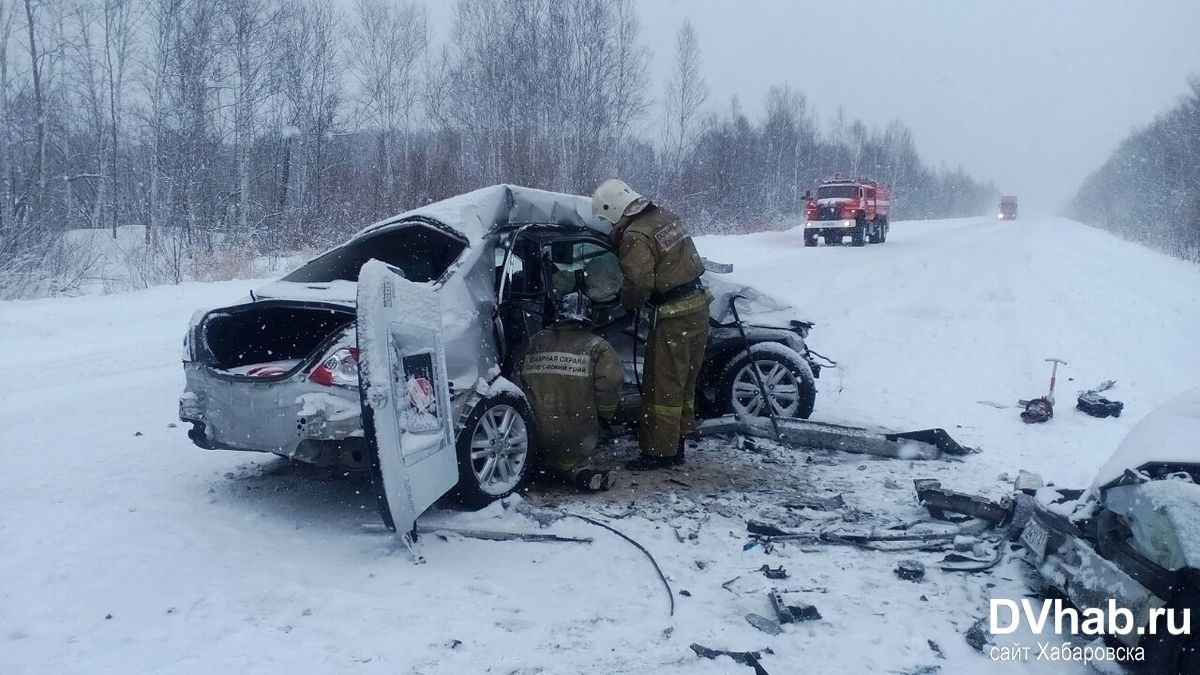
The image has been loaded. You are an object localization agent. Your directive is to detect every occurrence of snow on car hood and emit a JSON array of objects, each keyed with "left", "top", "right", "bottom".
[
  {"left": 1091, "top": 386, "right": 1200, "bottom": 490},
  {"left": 705, "top": 273, "right": 802, "bottom": 328}
]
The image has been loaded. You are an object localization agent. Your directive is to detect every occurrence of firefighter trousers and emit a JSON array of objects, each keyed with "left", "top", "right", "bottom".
[{"left": 640, "top": 293, "right": 710, "bottom": 458}]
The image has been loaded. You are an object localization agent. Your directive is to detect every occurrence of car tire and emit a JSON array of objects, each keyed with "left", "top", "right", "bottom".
[
  {"left": 804, "top": 234, "right": 817, "bottom": 247},
  {"left": 450, "top": 391, "right": 536, "bottom": 509},
  {"left": 719, "top": 344, "right": 816, "bottom": 420}
]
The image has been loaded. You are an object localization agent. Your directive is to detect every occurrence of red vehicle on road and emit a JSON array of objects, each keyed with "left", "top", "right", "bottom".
[
  {"left": 998, "top": 195, "right": 1018, "bottom": 220},
  {"left": 803, "top": 175, "right": 891, "bottom": 247}
]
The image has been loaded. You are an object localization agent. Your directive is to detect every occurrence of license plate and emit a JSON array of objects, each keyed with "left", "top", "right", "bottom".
[{"left": 1022, "top": 519, "right": 1049, "bottom": 561}]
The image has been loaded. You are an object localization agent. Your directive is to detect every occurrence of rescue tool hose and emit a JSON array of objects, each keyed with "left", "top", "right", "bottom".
[{"left": 565, "top": 513, "right": 674, "bottom": 618}]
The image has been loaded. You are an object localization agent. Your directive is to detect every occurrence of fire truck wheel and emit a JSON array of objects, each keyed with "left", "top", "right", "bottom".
[
  {"left": 804, "top": 233, "right": 817, "bottom": 247},
  {"left": 851, "top": 222, "right": 866, "bottom": 246}
]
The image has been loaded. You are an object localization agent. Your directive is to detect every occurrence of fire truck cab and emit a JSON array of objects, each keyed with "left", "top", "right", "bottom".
[{"left": 803, "top": 175, "right": 891, "bottom": 247}]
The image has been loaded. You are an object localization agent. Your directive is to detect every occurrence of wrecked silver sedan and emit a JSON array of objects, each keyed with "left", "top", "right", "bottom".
[
  {"left": 180, "top": 185, "right": 823, "bottom": 521},
  {"left": 1020, "top": 387, "right": 1200, "bottom": 673}
]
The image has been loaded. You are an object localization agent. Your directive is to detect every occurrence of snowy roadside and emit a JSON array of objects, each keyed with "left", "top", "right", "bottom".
[{"left": 2, "top": 216, "right": 1198, "bottom": 674}]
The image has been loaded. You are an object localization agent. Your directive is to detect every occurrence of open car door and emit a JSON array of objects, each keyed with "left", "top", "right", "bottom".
[{"left": 357, "top": 259, "right": 458, "bottom": 546}]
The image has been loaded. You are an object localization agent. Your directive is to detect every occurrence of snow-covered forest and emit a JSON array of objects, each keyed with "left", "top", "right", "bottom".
[
  {"left": 0, "top": 0, "right": 996, "bottom": 298},
  {"left": 1070, "top": 77, "right": 1200, "bottom": 262}
]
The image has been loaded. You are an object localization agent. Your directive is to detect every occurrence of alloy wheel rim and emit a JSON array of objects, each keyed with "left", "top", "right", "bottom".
[
  {"left": 469, "top": 405, "right": 529, "bottom": 495},
  {"left": 732, "top": 360, "right": 800, "bottom": 417}
]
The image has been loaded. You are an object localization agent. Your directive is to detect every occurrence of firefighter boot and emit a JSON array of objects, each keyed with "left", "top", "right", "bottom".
[
  {"left": 625, "top": 454, "right": 676, "bottom": 471},
  {"left": 575, "top": 468, "right": 612, "bottom": 492},
  {"left": 672, "top": 438, "right": 686, "bottom": 466}
]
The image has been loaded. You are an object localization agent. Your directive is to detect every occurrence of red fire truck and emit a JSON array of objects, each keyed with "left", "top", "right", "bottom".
[{"left": 803, "top": 174, "right": 891, "bottom": 247}]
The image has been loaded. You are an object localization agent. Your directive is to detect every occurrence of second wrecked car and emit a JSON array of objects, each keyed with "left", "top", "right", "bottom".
[{"left": 1020, "top": 387, "right": 1200, "bottom": 673}]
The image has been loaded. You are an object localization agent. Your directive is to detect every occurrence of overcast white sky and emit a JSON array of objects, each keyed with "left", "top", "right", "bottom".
[{"left": 429, "top": 0, "right": 1200, "bottom": 215}]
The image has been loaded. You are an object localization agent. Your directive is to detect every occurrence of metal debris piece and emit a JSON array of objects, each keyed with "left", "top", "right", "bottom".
[
  {"left": 747, "top": 520, "right": 793, "bottom": 537},
  {"left": 783, "top": 493, "right": 845, "bottom": 511},
  {"left": 938, "top": 548, "right": 1003, "bottom": 573},
  {"left": 758, "top": 564, "right": 789, "bottom": 580},
  {"left": 913, "top": 479, "right": 1012, "bottom": 524},
  {"left": 895, "top": 559, "right": 926, "bottom": 582},
  {"left": 416, "top": 526, "right": 592, "bottom": 544},
  {"left": 745, "top": 613, "right": 783, "bottom": 635},
  {"left": 768, "top": 589, "right": 822, "bottom": 623},
  {"left": 699, "top": 415, "right": 974, "bottom": 460},
  {"left": 746, "top": 520, "right": 817, "bottom": 544},
  {"left": 690, "top": 643, "right": 771, "bottom": 675}
]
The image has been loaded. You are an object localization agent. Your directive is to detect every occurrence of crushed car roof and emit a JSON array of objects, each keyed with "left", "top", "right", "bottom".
[
  {"left": 1091, "top": 386, "right": 1200, "bottom": 490},
  {"left": 356, "top": 184, "right": 612, "bottom": 243}
]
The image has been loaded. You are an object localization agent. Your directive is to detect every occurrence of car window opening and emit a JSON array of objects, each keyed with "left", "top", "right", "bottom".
[{"left": 284, "top": 224, "right": 466, "bottom": 283}]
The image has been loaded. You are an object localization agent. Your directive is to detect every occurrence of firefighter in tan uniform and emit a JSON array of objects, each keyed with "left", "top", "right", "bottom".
[
  {"left": 591, "top": 179, "right": 710, "bottom": 471},
  {"left": 520, "top": 291, "right": 624, "bottom": 491}
]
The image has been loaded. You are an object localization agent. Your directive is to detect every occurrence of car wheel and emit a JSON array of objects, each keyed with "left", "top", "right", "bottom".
[
  {"left": 451, "top": 392, "right": 535, "bottom": 509},
  {"left": 804, "top": 234, "right": 817, "bottom": 247},
  {"left": 719, "top": 344, "right": 816, "bottom": 419}
]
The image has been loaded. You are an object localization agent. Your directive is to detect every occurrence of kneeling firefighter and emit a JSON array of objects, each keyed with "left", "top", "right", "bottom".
[
  {"left": 591, "top": 179, "right": 710, "bottom": 472},
  {"left": 519, "top": 291, "right": 624, "bottom": 491}
]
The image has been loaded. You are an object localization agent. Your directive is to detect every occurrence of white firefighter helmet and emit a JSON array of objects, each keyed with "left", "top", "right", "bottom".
[
  {"left": 554, "top": 290, "right": 594, "bottom": 326},
  {"left": 591, "top": 178, "right": 644, "bottom": 224}
]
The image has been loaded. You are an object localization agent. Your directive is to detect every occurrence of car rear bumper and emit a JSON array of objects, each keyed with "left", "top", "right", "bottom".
[
  {"left": 180, "top": 362, "right": 362, "bottom": 456},
  {"left": 1023, "top": 511, "right": 1167, "bottom": 647}
]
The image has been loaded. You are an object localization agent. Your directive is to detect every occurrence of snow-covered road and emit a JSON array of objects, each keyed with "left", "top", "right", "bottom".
[{"left": 2, "top": 216, "right": 1197, "bottom": 674}]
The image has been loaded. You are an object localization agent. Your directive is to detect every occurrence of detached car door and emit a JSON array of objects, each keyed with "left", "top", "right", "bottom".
[{"left": 356, "top": 259, "right": 458, "bottom": 539}]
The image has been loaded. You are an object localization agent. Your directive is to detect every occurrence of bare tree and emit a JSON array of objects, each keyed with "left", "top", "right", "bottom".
[
  {"left": 346, "top": 0, "right": 426, "bottom": 209},
  {"left": 103, "top": 0, "right": 137, "bottom": 237},
  {"left": 21, "top": 0, "right": 47, "bottom": 216},
  {"left": 0, "top": 0, "right": 16, "bottom": 231},
  {"left": 223, "top": 0, "right": 276, "bottom": 235},
  {"left": 274, "top": 0, "right": 342, "bottom": 243},
  {"left": 663, "top": 19, "right": 707, "bottom": 179},
  {"left": 139, "top": 0, "right": 182, "bottom": 244}
]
